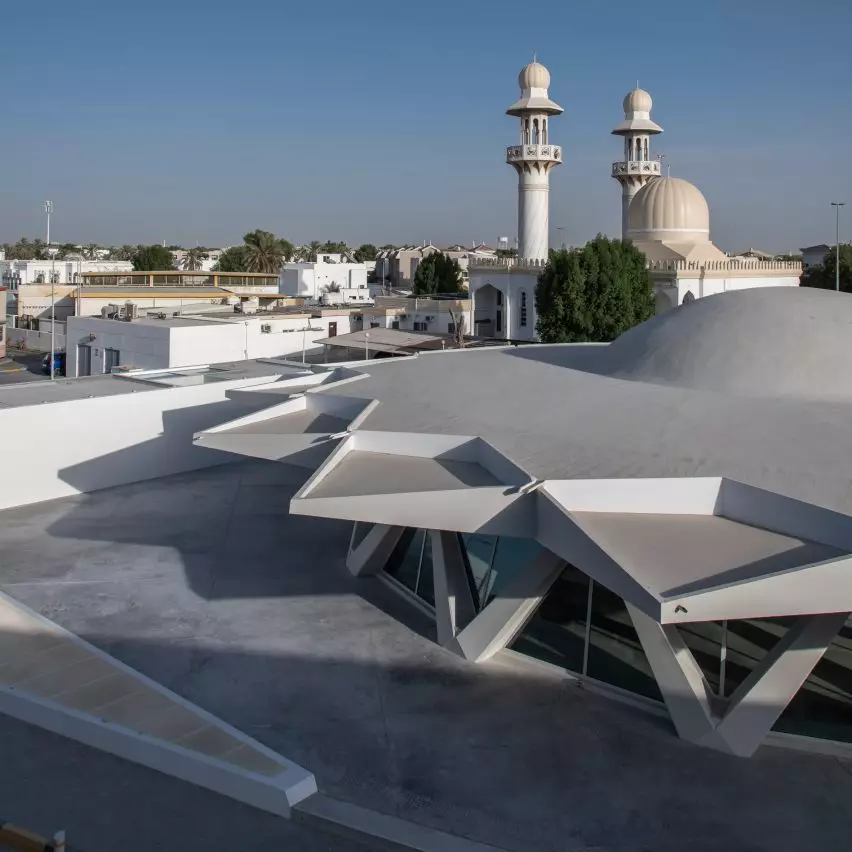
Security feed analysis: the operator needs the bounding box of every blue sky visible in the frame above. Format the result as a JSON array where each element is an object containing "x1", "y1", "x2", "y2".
[{"x1": 2, "y1": 0, "x2": 850, "y2": 253}]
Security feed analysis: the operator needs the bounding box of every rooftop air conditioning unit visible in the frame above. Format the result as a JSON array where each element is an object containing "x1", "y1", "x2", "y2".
[
  {"x1": 261, "y1": 323, "x2": 272, "y2": 333},
  {"x1": 125, "y1": 302, "x2": 139, "y2": 319}
]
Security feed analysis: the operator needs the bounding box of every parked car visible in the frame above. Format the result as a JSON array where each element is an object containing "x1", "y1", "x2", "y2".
[{"x1": 41, "y1": 352, "x2": 66, "y2": 376}]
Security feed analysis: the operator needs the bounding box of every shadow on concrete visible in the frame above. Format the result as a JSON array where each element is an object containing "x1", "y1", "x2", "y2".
[
  {"x1": 1, "y1": 621, "x2": 851, "y2": 852},
  {"x1": 1, "y1": 457, "x2": 851, "y2": 850}
]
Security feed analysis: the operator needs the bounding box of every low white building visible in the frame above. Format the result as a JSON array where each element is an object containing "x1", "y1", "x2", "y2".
[
  {"x1": 0, "y1": 259, "x2": 132, "y2": 288},
  {"x1": 280, "y1": 257, "x2": 369, "y2": 304},
  {"x1": 65, "y1": 309, "x2": 356, "y2": 377}
]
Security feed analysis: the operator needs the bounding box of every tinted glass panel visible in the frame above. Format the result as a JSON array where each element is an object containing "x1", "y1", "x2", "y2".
[
  {"x1": 587, "y1": 583, "x2": 662, "y2": 702},
  {"x1": 417, "y1": 532, "x2": 435, "y2": 606},
  {"x1": 459, "y1": 534, "x2": 544, "y2": 609},
  {"x1": 509, "y1": 563, "x2": 587, "y2": 674},
  {"x1": 723, "y1": 617, "x2": 791, "y2": 698},
  {"x1": 488, "y1": 537, "x2": 544, "y2": 602},
  {"x1": 351, "y1": 522, "x2": 374, "y2": 552},
  {"x1": 677, "y1": 621, "x2": 725, "y2": 695},
  {"x1": 775, "y1": 616, "x2": 852, "y2": 743},
  {"x1": 384, "y1": 528, "x2": 423, "y2": 595}
]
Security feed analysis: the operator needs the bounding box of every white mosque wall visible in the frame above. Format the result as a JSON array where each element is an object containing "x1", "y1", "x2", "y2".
[
  {"x1": 469, "y1": 268, "x2": 539, "y2": 341},
  {"x1": 675, "y1": 275, "x2": 801, "y2": 305}
]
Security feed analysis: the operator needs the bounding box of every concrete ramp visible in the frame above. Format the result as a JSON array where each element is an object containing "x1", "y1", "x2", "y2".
[{"x1": 0, "y1": 592, "x2": 316, "y2": 817}]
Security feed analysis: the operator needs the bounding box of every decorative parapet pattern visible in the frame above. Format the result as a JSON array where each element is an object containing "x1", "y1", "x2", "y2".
[
  {"x1": 506, "y1": 144, "x2": 562, "y2": 164},
  {"x1": 612, "y1": 160, "x2": 661, "y2": 177},
  {"x1": 649, "y1": 259, "x2": 803, "y2": 273}
]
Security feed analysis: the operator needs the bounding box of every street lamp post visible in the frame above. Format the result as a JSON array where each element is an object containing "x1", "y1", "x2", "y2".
[
  {"x1": 365, "y1": 330, "x2": 370, "y2": 361},
  {"x1": 831, "y1": 202, "x2": 845, "y2": 292},
  {"x1": 47, "y1": 247, "x2": 59, "y2": 380},
  {"x1": 44, "y1": 200, "x2": 52, "y2": 247}
]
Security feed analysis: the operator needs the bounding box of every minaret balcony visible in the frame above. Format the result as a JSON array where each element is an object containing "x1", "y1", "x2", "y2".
[
  {"x1": 612, "y1": 160, "x2": 661, "y2": 177},
  {"x1": 506, "y1": 144, "x2": 562, "y2": 165}
]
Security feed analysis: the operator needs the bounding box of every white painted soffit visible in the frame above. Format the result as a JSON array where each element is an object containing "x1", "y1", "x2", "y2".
[
  {"x1": 193, "y1": 394, "x2": 378, "y2": 464},
  {"x1": 290, "y1": 431, "x2": 538, "y2": 536}
]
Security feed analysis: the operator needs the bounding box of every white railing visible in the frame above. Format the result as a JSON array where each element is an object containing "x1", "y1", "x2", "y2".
[
  {"x1": 612, "y1": 160, "x2": 662, "y2": 177},
  {"x1": 506, "y1": 144, "x2": 562, "y2": 163}
]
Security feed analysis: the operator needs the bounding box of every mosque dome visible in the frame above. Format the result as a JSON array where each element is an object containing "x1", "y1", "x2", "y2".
[
  {"x1": 518, "y1": 61, "x2": 551, "y2": 91},
  {"x1": 623, "y1": 87, "x2": 653, "y2": 114},
  {"x1": 599, "y1": 288, "x2": 852, "y2": 401},
  {"x1": 627, "y1": 177, "x2": 710, "y2": 242}
]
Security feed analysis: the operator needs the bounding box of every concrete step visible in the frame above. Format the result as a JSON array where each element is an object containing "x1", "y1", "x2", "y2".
[
  {"x1": 295, "y1": 794, "x2": 512, "y2": 852},
  {"x1": 0, "y1": 591, "x2": 315, "y2": 817}
]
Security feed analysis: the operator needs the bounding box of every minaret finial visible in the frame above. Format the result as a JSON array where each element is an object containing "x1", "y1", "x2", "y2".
[{"x1": 533, "y1": 49, "x2": 537, "y2": 63}]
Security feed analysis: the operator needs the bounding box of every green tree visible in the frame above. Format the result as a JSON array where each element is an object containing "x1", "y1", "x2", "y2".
[
  {"x1": 412, "y1": 252, "x2": 463, "y2": 295},
  {"x1": 132, "y1": 244, "x2": 175, "y2": 271},
  {"x1": 535, "y1": 235, "x2": 655, "y2": 343},
  {"x1": 354, "y1": 243, "x2": 377, "y2": 262},
  {"x1": 83, "y1": 243, "x2": 100, "y2": 260},
  {"x1": 181, "y1": 247, "x2": 204, "y2": 271},
  {"x1": 800, "y1": 245, "x2": 852, "y2": 293},
  {"x1": 212, "y1": 246, "x2": 247, "y2": 272},
  {"x1": 109, "y1": 244, "x2": 136, "y2": 261},
  {"x1": 242, "y1": 229, "x2": 292, "y2": 273}
]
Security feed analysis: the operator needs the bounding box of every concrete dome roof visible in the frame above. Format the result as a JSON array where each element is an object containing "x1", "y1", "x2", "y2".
[
  {"x1": 600, "y1": 288, "x2": 852, "y2": 400},
  {"x1": 627, "y1": 177, "x2": 710, "y2": 242},
  {"x1": 518, "y1": 61, "x2": 550, "y2": 91},
  {"x1": 623, "y1": 87, "x2": 652, "y2": 114}
]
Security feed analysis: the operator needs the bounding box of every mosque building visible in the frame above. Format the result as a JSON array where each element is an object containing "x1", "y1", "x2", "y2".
[{"x1": 469, "y1": 62, "x2": 803, "y2": 336}]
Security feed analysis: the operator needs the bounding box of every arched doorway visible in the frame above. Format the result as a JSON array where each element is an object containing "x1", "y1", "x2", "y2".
[{"x1": 472, "y1": 283, "x2": 504, "y2": 338}]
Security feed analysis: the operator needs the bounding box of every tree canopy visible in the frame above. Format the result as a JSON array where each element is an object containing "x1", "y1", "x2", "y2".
[
  {"x1": 132, "y1": 244, "x2": 175, "y2": 271},
  {"x1": 242, "y1": 229, "x2": 292, "y2": 273},
  {"x1": 535, "y1": 235, "x2": 655, "y2": 343},
  {"x1": 213, "y1": 246, "x2": 248, "y2": 272},
  {"x1": 800, "y1": 245, "x2": 852, "y2": 293},
  {"x1": 354, "y1": 243, "x2": 378, "y2": 262},
  {"x1": 412, "y1": 252, "x2": 463, "y2": 295}
]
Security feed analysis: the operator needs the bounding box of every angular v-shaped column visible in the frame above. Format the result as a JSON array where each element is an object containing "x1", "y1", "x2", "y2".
[{"x1": 628, "y1": 603, "x2": 849, "y2": 756}]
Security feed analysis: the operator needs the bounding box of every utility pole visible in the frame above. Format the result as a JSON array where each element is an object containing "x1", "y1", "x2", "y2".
[
  {"x1": 44, "y1": 200, "x2": 53, "y2": 247},
  {"x1": 831, "y1": 202, "x2": 845, "y2": 292},
  {"x1": 48, "y1": 246, "x2": 58, "y2": 380}
]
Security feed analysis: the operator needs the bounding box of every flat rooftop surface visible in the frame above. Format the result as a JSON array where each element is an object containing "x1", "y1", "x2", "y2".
[
  {"x1": 571, "y1": 512, "x2": 844, "y2": 598},
  {"x1": 307, "y1": 452, "x2": 500, "y2": 499},
  {"x1": 319, "y1": 347, "x2": 852, "y2": 516},
  {"x1": 0, "y1": 462, "x2": 849, "y2": 852},
  {"x1": 0, "y1": 361, "x2": 291, "y2": 408}
]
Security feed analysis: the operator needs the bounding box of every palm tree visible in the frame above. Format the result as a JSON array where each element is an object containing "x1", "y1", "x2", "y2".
[
  {"x1": 83, "y1": 243, "x2": 100, "y2": 260},
  {"x1": 182, "y1": 247, "x2": 204, "y2": 271},
  {"x1": 109, "y1": 244, "x2": 135, "y2": 261},
  {"x1": 242, "y1": 230, "x2": 284, "y2": 274}
]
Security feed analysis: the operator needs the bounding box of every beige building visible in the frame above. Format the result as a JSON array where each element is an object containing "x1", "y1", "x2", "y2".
[{"x1": 626, "y1": 177, "x2": 802, "y2": 311}]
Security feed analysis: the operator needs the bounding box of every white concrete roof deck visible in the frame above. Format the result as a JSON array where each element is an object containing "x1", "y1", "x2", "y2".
[
  {"x1": 306, "y1": 451, "x2": 500, "y2": 499},
  {"x1": 570, "y1": 511, "x2": 845, "y2": 599}
]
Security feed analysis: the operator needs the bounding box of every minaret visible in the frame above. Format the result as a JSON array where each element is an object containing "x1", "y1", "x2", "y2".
[
  {"x1": 506, "y1": 58, "x2": 562, "y2": 262},
  {"x1": 611, "y1": 87, "x2": 663, "y2": 240}
]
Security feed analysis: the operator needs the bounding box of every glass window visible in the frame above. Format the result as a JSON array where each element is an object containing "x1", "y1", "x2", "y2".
[
  {"x1": 723, "y1": 617, "x2": 791, "y2": 698},
  {"x1": 509, "y1": 563, "x2": 588, "y2": 674},
  {"x1": 776, "y1": 616, "x2": 852, "y2": 743},
  {"x1": 458, "y1": 534, "x2": 543, "y2": 610},
  {"x1": 676, "y1": 621, "x2": 726, "y2": 695},
  {"x1": 587, "y1": 583, "x2": 662, "y2": 702},
  {"x1": 350, "y1": 522, "x2": 374, "y2": 552},
  {"x1": 383, "y1": 528, "x2": 434, "y2": 606}
]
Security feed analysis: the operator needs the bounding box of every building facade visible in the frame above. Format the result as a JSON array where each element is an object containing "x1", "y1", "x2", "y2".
[{"x1": 280, "y1": 258, "x2": 370, "y2": 304}]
